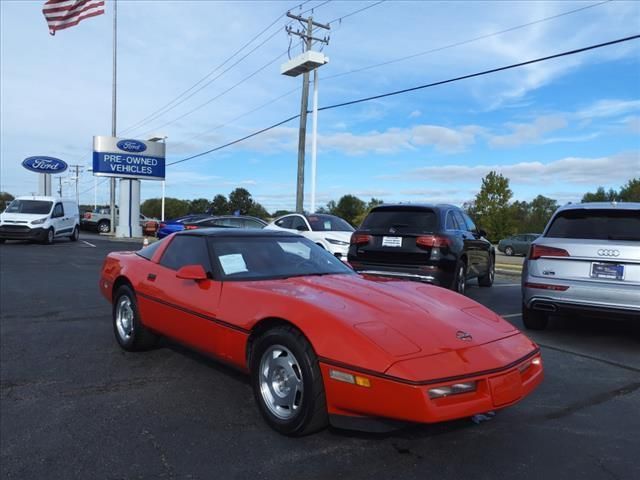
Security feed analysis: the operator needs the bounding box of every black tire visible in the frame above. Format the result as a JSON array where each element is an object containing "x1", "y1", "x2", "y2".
[
  {"x1": 112, "y1": 285, "x2": 158, "y2": 351},
  {"x1": 0, "y1": 239, "x2": 5, "y2": 244},
  {"x1": 69, "y1": 226, "x2": 79, "y2": 242},
  {"x1": 43, "y1": 228, "x2": 54, "y2": 245},
  {"x1": 250, "y1": 325, "x2": 328, "y2": 436},
  {"x1": 452, "y1": 259, "x2": 467, "y2": 295},
  {"x1": 522, "y1": 303, "x2": 549, "y2": 330},
  {"x1": 98, "y1": 220, "x2": 110, "y2": 234},
  {"x1": 478, "y1": 254, "x2": 495, "y2": 287},
  {"x1": 504, "y1": 246, "x2": 515, "y2": 256}
]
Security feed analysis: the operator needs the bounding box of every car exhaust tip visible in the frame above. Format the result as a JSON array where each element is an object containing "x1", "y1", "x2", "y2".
[{"x1": 532, "y1": 301, "x2": 557, "y2": 312}]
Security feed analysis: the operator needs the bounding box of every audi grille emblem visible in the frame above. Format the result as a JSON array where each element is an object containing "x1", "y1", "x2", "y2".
[
  {"x1": 456, "y1": 330, "x2": 473, "y2": 341},
  {"x1": 597, "y1": 249, "x2": 620, "y2": 257}
]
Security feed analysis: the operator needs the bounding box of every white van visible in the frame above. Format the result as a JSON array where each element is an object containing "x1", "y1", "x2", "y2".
[{"x1": 0, "y1": 196, "x2": 80, "y2": 244}]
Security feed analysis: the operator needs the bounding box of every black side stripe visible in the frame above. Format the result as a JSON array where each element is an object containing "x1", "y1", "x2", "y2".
[
  {"x1": 137, "y1": 292, "x2": 250, "y2": 334},
  {"x1": 319, "y1": 348, "x2": 540, "y2": 387}
]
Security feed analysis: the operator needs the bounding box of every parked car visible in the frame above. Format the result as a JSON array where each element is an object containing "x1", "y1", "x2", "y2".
[
  {"x1": 522, "y1": 202, "x2": 640, "y2": 330},
  {"x1": 81, "y1": 207, "x2": 155, "y2": 234},
  {"x1": 265, "y1": 213, "x2": 354, "y2": 259},
  {"x1": 0, "y1": 196, "x2": 79, "y2": 244},
  {"x1": 182, "y1": 215, "x2": 267, "y2": 231},
  {"x1": 100, "y1": 229, "x2": 543, "y2": 436},
  {"x1": 348, "y1": 204, "x2": 495, "y2": 294},
  {"x1": 498, "y1": 233, "x2": 540, "y2": 256},
  {"x1": 156, "y1": 214, "x2": 232, "y2": 239}
]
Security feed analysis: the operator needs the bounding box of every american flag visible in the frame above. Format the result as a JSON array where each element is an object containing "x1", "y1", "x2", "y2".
[{"x1": 42, "y1": 0, "x2": 105, "y2": 36}]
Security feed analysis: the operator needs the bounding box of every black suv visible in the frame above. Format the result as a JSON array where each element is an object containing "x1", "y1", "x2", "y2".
[{"x1": 347, "y1": 204, "x2": 495, "y2": 294}]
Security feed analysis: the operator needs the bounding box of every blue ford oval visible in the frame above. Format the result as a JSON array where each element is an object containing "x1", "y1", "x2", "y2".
[
  {"x1": 22, "y1": 156, "x2": 68, "y2": 174},
  {"x1": 117, "y1": 139, "x2": 147, "y2": 153}
]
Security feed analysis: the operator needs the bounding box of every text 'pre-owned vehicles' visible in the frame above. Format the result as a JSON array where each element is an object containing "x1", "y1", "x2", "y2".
[
  {"x1": 0, "y1": 196, "x2": 79, "y2": 244},
  {"x1": 100, "y1": 229, "x2": 542, "y2": 436},
  {"x1": 265, "y1": 213, "x2": 355, "y2": 259},
  {"x1": 348, "y1": 204, "x2": 495, "y2": 294},
  {"x1": 522, "y1": 202, "x2": 640, "y2": 330}
]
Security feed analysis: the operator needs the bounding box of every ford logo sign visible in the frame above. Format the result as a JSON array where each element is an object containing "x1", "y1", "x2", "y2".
[
  {"x1": 22, "y1": 156, "x2": 68, "y2": 174},
  {"x1": 117, "y1": 139, "x2": 147, "y2": 153}
]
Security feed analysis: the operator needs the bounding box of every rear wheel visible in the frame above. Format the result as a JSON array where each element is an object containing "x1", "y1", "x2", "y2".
[
  {"x1": 112, "y1": 285, "x2": 158, "y2": 351},
  {"x1": 478, "y1": 255, "x2": 495, "y2": 287},
  {"x1": 69, "y1": 226, "x2": 79, "y2": 241},
  {"x1": 98, "y1": 220, "x2": 110, "y2": 233},
  {"x1": 250, "y1": 325, "x2": 328, "y2": 436},
  {"x1": 522, "y1": 303, "x2": 549, "y2": 330},
  {"x1": 504, "y1": 246, "x2": 514, "y2": 256},
  {"x1": 452, "y1": 260, "x2": 467, "y2": 295}
]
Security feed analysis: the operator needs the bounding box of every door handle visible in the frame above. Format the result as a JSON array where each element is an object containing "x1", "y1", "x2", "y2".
[{"x1": 147, "y1": 273, "x2": 156, "y2": 281}]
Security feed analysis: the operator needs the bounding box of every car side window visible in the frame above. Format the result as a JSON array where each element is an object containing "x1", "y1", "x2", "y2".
[
  {"x1": 290, "y1": 216, "x2": 309, "y2": 231},
  {"x1": 453, "y1": 211, "x2": 468, "y2": 232},
  {"x1": 53, "y1": 203, "x2": 64, "y2": 217},
  {"x1": 445, "y1": 211, "x2": 458, "y2": 230},
  {"x1": 160, "y1": 236, "x2": 212, "y2": 272},
  {"x1": 461, "y1": 212, "x2": 477, "y2": 232},
  {"x1": 275, "y1": 216, "x2": 293, "y2": 229},
  {"x1": 243, "y1": 219, "x2": 263, "y2": 229}
]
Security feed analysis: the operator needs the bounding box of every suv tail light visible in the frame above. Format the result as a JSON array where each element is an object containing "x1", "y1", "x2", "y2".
[
  {"x1": 350, "y1": 234, "x2": 372, "y2": 246},
  {"x1": 529, "y1": 244, "x2": 570, "y2": 260},
  {"x1": 416, "y1": 235, "x2": 451, "y2": 249},
  {"x1": 84, "y1": 212, "x2": 92, "y2": 219}
]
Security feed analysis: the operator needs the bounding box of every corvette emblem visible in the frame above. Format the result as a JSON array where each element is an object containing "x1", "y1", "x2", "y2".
[{"x1": 456, "y1": 330, "x2": 473, "y2": 341}]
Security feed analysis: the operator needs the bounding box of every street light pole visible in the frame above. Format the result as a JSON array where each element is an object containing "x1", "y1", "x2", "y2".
[{"x1": 310, "y1": 68, "x2": 319, "y2": 213}]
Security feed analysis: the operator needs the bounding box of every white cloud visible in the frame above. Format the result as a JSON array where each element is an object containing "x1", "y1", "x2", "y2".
[
  {"x1": 409, "y1": 110, "x2": 422, "y2": 118},
  {"x1": 576, "y1": 99, "x2": 640, "y2": 120},
  {"x1": 489, "y1": 115, "x2": 567, "y2": 147},
  {"x1": 407, "y1": 151, "x2": 640, "y2": 185},
  {"x1": 623, "y1": 116, "x2": 640, "y2": 134}
]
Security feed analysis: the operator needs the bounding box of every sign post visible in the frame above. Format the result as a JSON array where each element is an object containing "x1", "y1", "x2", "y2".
[{"x1": 92, "y1": 136, "x2": 166, "y2": 238}]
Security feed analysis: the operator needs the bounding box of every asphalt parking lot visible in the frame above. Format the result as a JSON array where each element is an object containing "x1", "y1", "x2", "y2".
[{"x1": 1, "y1": 235, "x2": 638, "y2": 480}]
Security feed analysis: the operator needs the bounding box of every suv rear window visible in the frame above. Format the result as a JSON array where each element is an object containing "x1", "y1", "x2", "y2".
[
  {"x1": 361, "y1": 208, "x2": 438, "y2": 233},
  {"x1": 546, "y1": 209, "x2": 640, "y2": 241}
]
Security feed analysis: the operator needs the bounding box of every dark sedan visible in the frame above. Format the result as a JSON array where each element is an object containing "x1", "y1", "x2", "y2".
[
  {"x1": 347, "y1": 204, "x2": 495, "y2": 294},
  {"x1": 498, "y1": 233, "x2": 540, "y2": 256}
]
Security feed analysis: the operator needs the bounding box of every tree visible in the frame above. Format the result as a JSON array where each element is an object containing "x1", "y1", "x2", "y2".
[
  {"x1": 619, "y1": 178, "x2": 640, "y2": 202},
  {"x1": 247, "y1": 202, "x2": 269, "y2": 219},
  {"x1": 527, "y1": 195, "x2": 558, "y2": 233},
  {"x1": 189, "y1": 198, "x2": 211, "y2": 214},
  {"x1": 141, "y1": 197, "x2": 190, "y2": 219},
  {"x1": 509, "y1": 200, "x2": 530, "y2": 233},
  {"x1": 473, "y1": 171, "x2": 513, "y2": 242},
  {"x1": 330, "y1": 194, "x2": 366, "y2": 226},
  {"x1": 0, "y1": 192, "x2": 14, "y2": 210},
  {"x1": 272, "y1": 209, "x2": 292, "y2": 217},
  {"x1": 210, "y1": 194, "x2": 229, "y2": 215},
  {"x1": 581, "y1": 186, "x2": 618, "y2": 203},
  {"x1": 353, "y1": 197, "x2": 384, "y2": 227},
  {"x1": 228, "y1": 188, "x2": 254, "y2": 215}
]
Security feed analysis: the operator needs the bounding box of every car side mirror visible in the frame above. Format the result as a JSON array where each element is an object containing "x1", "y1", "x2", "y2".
[
  {"x1": 477, "y1": 229, "x2": 487, "y2": 237},
  {"x1": 176, "y1": 264, "x2": 208, "y2": 281}
]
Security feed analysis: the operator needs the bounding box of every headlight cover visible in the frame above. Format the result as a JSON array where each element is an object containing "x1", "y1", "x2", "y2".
[
  {"x1": 326, "y1": 238, "x2": 349, "y2": 246},
  {"x1": 31, "y1": 217, "x2": 48, "y2": 225}
]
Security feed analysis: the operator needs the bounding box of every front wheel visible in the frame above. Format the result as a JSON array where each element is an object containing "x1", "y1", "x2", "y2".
[
  {"x1": 43, "y1": 228, "x2": 54, "y2": 245},
  {"x1": 112, "y1": 285, "x2": 158, "y2": 351},
  {"x1": 250, "y1": 326, "x2": 328, "y2": 436}
]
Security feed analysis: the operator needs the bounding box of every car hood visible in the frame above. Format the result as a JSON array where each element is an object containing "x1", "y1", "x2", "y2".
[
  {"x1": 245, "y1": 274, "x2": 518, "y2": 359},
  {"x1": 0, "y1": 212, "x2": 47, "y2": 222}
]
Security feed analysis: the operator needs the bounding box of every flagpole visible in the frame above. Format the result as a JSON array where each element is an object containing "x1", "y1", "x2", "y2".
[{"x1": 109, "y1": 0, "x2": 117, "y2": 234}]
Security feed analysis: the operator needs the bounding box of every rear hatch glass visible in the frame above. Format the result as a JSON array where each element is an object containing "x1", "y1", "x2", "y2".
[
  {"x1": 361, "y1": 208, "x2": 438, "y2": 234},
  {"x1": 546, "y1": 209, "x2": 640, "y2": 241}
]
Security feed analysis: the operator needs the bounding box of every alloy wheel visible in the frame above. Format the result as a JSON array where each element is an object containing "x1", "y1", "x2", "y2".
[
  {"x1": 259, "y1": 344, "x2": 303, "y2": 420},
  {"x1": 115, "y1": 295, "x2": 135, "y2": 341}
]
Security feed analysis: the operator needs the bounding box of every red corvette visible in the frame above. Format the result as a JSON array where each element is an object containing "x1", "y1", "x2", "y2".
[{"x1": 100, "y1": 229, "x2": 543, "y2": 435}]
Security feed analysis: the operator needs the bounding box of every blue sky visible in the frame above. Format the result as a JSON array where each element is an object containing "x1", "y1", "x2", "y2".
[{"x1": 1, "y1": 0, "x2": 639, "y2": 212}]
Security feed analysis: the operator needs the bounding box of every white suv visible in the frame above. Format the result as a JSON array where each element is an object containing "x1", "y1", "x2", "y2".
[
  {"x1": 522, "y1": 202, "x2": 640, "y2": 329},
  {"x1": 0, "y1": 196, "x2": 80, "y2": 244}
]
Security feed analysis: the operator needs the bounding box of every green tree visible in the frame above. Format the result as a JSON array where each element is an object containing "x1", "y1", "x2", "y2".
[
  {"x1": 141, "y1": 197, "x2": 190, "y2": 219},
  {"x1": 140, "y1": 198, "x2": 162, "y2": 218},
  {"x1": 210, "y1": 194, "x2": 229, "y2": 215},
  {"x1": 330, "y1": 194, "x2": 366, "y2": 226},
  {"x1": 527, "y1": 195, "x2": 558, "y2": 233},
  {"x1": 353, "y1": 197, "x2": 384, "y2": 227},
  {"x1": 272, "y1": 209, "x2": 292, "y2": 217},
  {"x1": 619, "y1": 178, "x2": 640, "y2": 202},
  {"x1": 509, "y1": 200, "x2": 530, "y2": 233},
  {"x1": 189, "y1": 198, "x2": 211, "y2": 214},
  {"x1": 0, "y1": 191, "x2": 14, "y2": 210},
  {"x1": 228, "y1": 188, "x2": 254, "y2": 215},
  {"x1": 473, "y1": 171, "x2": 513, "y2": 242},
  {"x1": 581, "y1": 186, "x2": 619, "y2": 203}
]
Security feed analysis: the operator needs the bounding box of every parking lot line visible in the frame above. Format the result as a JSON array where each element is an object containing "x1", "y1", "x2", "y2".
[
  {"x1": 500, "y1": 313, "x2": 522, "y2": 318},
  {"x1": 82, "y1": 240, "x2": 96, "y2": 248}
]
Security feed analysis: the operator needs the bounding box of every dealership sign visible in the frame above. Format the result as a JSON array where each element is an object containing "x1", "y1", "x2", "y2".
[
  {"x1": 92, "y1": 136, "x2": 165, "y2": 180},
  {"x1": 22, "y1": 156, "x2": 68, "y2": 174}
]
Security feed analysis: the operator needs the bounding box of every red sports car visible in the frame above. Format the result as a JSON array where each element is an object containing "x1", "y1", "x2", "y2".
[{"x1": 99, "y1": 229, "x2": 543, "y2": 436}]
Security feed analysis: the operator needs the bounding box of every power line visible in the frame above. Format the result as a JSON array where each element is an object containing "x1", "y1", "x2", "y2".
[
  {"x1": 324, "y1": 0, "x2": 614, "y2": 81},
  {"x1": 327, "y1": 0, "x2": 386, "y2": 26},
  {"x1": 166, "y1": 34, "x2": 640, "y2": 167}
]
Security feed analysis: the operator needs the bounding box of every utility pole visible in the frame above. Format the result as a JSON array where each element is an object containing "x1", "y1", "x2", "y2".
[
  {"x1": 69, "y1": 164, "x2": 84, "y2": 205},
  {"x1": 285, "y1": 12, "x2": 329, "y2": 213},
  {"x1": 110, "y1": 0, "x2": 118, "y2": 234}
]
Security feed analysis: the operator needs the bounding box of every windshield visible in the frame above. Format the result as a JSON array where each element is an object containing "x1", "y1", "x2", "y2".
[
  {"x1": 361, "y1": 208, "x2": 438, "y2": 233},
  {"x1": 307, "y1": 214, "x2": 354, "y2": 232},
  {"x1": 546, "y1": 209, "x2": 640, "y2": 241},
  {"x1": 209, "y1": 236, "x2": 354, "y2": 280},
  {"x1": 5, "y1": 200, "x2": 53, "y2": 215}
]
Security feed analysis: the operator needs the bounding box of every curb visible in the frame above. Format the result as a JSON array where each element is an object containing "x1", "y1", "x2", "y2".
[{"x1": 496, "y1": 263, "x2": 522, "y2": 277}]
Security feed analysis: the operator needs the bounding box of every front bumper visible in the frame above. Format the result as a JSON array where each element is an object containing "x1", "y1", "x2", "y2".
[
  {"x1": 320, "y1": 340, "x2": 543, "y2": 426},
  {"x1": 0, "y1": 225, "x2": 46, "y2": 241}
]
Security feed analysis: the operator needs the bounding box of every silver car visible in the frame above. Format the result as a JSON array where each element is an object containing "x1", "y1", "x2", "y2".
[{"x1": 522, "y1": 202, "x2": 640, "y2": 330}]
